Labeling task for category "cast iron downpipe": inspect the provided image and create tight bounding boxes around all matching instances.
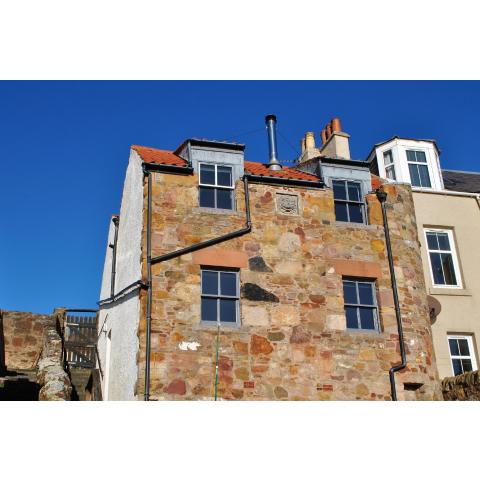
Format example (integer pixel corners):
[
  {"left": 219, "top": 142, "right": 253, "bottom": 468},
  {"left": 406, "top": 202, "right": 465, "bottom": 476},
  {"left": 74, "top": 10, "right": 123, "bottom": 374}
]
[
  {"left": 376, "top": 189, "right": 407, "bottom": 401},
  {"left": 143, "top": 166, "right": 252, "bottom": 400},
  {"left": 110, "top": 216, "right": 119, "bottom": 298}
]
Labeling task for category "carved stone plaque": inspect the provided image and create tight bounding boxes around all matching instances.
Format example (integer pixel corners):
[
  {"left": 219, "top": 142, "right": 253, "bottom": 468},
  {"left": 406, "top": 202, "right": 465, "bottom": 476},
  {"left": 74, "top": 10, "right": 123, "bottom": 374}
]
[{"left": 276, "top": 193, "right": 299, "bottom": 215}]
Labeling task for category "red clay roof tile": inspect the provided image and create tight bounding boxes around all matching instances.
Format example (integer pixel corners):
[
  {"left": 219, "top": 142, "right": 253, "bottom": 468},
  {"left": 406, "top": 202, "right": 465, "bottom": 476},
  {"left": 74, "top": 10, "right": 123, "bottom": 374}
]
[
  {"left": 132, "top": 145, "right": 320, "bottom": 182},
  {"left": 244, "top": 161, "right": 319, "bottom": 182},
  {"left": 132, "top": 145, "right": 187, "bottom": 166}
]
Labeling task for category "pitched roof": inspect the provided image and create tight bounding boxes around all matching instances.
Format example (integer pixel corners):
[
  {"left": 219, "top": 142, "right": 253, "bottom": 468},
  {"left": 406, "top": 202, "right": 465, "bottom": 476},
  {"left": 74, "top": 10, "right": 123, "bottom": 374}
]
[
  {"left": 132, "top": 145, "right": 186, "bottom": 166},
  {"left": 131, "top": 145, "right": 320, "bottom": 182},
  {"left": 442, "top": 169, "right": 480, "bottom": 194},
  {"left": 366, "top": 136, "right": 440, "bottom": 161}
]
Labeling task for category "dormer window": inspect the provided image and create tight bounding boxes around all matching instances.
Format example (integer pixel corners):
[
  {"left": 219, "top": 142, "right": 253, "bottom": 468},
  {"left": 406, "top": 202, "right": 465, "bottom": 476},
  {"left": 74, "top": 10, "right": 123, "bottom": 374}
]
[
  {"left": 199, "top": 163, "right": 234, "bottom": 210},
  {"left": 383, "top": 150, "right": 396, "bottom": 180},
  {"left": 406, "top": 150, "right": 431, "bottom": 188}
]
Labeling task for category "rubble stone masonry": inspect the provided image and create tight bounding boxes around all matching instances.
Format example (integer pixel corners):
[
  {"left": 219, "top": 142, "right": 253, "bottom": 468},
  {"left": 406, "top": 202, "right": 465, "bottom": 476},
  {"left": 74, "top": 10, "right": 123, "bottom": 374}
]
[
  {"left": 136, "top": 171, "right": 442, "bottom": 400},
  {"left": 1, "top": 310, "right": 49, "bottom": 371}
]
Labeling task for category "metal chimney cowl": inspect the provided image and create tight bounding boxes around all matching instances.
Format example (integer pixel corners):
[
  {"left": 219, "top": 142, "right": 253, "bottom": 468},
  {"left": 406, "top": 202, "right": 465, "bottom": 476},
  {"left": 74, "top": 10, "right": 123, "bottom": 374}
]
[{"left": 265, "top": 114, "right": 282, "bottom": 171}]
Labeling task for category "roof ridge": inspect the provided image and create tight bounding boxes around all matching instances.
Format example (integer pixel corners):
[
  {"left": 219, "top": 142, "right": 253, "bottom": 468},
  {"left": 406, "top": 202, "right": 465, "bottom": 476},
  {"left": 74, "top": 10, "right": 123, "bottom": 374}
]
[{"left": 442, "top": 168, "right": 480, "bottom": 175}]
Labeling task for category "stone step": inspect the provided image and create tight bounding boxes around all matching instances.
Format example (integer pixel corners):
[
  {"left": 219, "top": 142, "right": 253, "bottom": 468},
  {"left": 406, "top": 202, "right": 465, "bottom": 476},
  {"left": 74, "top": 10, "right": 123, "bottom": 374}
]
[{"left": 69, "top": 368, "right": 94, "bottom": 401}]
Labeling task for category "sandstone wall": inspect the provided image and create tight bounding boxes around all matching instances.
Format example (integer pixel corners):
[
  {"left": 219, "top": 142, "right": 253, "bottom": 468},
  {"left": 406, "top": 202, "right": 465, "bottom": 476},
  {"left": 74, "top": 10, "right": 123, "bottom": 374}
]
[
  {"left": 1, "top": 310, "right": 51, "bottom": 371},
  {"left": 136, "top": 172, "right": 442, "bottom": 400},
  {"left": 442, "top": 370, "right": 480, "bottom": 400},
  {"left": 37, "top": 312, "right": 72, "bottom": 401}
]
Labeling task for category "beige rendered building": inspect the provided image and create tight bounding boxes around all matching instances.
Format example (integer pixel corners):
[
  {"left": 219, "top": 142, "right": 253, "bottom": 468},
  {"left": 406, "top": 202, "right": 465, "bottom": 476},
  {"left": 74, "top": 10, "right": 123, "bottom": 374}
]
[{"left": 369, "top": 137, "right": 480, "bottom": 379}]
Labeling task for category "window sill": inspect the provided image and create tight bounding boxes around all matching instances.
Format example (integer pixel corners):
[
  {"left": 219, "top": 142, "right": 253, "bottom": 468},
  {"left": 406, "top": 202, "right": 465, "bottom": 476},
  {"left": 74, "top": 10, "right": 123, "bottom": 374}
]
[
  {"left": 345, "top": 328, "right": 381, "bottom": 335},
  {"left": 334, "top": 221, "right": 378, "bottom": 230},
  {"left": 428, "top": 287, "right": 472, "bottom": 296},
  {"left": 195, "top": 322, "right": 242, "bottom": 331},
  {"left": 193, "top": 207, "right": 242, "bottom": 216}
]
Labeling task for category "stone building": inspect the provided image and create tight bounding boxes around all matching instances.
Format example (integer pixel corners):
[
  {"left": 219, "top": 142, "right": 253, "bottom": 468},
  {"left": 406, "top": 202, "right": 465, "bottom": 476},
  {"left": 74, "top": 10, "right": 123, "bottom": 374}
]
[
  {"left": 97, "top": 116, "right": 442, "bottom": 401},
  {"left": 368, "top": 137, "right": 480, "bottom": 381}
]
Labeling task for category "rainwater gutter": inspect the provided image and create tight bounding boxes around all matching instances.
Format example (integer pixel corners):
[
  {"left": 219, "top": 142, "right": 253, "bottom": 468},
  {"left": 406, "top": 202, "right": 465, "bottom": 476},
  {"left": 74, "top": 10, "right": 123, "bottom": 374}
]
[
  {"left": 376, "top": 189, "right": 407, "bottom": 401},
  {"left": 142, "top": 163, "right": 252, "bottom": 400}
]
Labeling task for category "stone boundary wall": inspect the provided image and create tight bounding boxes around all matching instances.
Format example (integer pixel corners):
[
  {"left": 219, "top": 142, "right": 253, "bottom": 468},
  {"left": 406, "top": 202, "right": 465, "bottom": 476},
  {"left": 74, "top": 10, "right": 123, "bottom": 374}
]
[
  {"left": 37, "top": 314, "right": 72, "bottom": 401},
  {"left": 442, "top": 370, "right": 480, "bottom": 400},
  {"left": 1, "top": 310, "right": 51, "bottom": 371},
  {"left": 1, "top": 308, "right": 72, "bottom": 400}
]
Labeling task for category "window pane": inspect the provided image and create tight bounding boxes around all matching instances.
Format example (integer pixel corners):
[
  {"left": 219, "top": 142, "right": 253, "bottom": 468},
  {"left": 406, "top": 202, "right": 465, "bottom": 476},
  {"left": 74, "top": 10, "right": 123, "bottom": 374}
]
[
  {"left": 201, "top": 297, "right": 217, "bottom": 322},
  {"left": 449, "top": 339, "right": 460, "bottom": 356},
  {"left": 441, "top": 253, "right": 457, "bottom": 285},
  {"left": 383, "top": 150, "right": 393, "bottom": 165},
  {"left": 335, "top": 202, "right": 348, "bottom": 222},
  {"left": 418, "top": 165, "right": 431, "bottom": 188},
  {"left": 347, "top": 182, "right": 361, "bottom": 202},
  {"left": 406, "top": 150, "right": 417, "bottom": 162},
  {"left": 217, "top": 166, "right": 232, "bottom": 187},
  {"left": 199, "top": 186, "right": 215, "bottom": 208},
  {"left": 220, "top": 299, "right": 237, "bottom": 323},
  {"left": 358, "top": 283, "right": 374, "bottom": 305},
  {"left": 437, "top": 233, "right": 450, "bottom": 250},
  {"left": 409, "top": 163, "right": 421, "bottom": 187},
  {"left": 426, "top": 232, "right": 439, "bottom": 250},
  {"left": 452, "top": 358, "right": 463, "bottom": 376},
  {"left": 216, "top": 188, "right": 233, "bottom": 210},
  {"left": 430, "top": 252, "right": 445, "bottom": 285},
  {"left": 345, "top": 306, "right": 359, "bottom": 329},
  {"left": 220, "top": 272, "right": 237, "bottom": 296},
  {"left": 200, "top": 164, "right": 215, "bottom": 185},
  {"left": 348, "top": 204, "right": 364, "bottom": 224},
  {"left": 386, "top": 165, "right": 396, "bottom": 180},
  {"left": 359, "top": 307, "right": 376, "bottom": 330},
  {"left": 202, "top": 270, "right": 218, "bottom": 295},
  {"left": 332, "top": 181, "right": 347, "bottom": 200},
  {"left": 416, "top": 151, "right": 427, "bottom": 163},
  {"left": 343, "top": 281, "right": 358, "bottom": 304},
  {"left": 458, "top": 339, "right": 470, "bottom": 356},
  {"left": 461, "top": 359, "right": 473, "bottom": 373}
]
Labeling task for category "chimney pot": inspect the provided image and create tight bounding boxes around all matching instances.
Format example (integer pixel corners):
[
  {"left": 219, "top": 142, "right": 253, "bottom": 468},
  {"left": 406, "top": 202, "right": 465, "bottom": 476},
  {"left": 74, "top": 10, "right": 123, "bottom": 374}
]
[
  {"left": 301, "top": 137, "right": 306, "bottom": 153},
  {"left": 326, "top": 123, "right": 332, "bottom": 138},
  {"left": 321, "top": 129, "right": 327, "bottom": 145},
  {"left": 331, "top": 117, "right": 342, "bottom": 133},
  {"left": 305, "top": 131, "right": 315, "bottom": 150}
]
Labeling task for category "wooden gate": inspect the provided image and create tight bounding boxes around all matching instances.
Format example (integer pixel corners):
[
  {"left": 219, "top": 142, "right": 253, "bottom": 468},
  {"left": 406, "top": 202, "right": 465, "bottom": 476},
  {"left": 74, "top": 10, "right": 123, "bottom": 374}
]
[{"left": 64, "top": 310, "right": 98, "bottom": 368}]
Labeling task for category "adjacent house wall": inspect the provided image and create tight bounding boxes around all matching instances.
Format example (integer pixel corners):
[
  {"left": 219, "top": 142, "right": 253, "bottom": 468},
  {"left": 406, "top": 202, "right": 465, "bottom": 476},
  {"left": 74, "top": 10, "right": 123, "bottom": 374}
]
[
  {"left": 412, "top": 191, "right": 480, "bottom": 378},
  {"left": 97, "top": 150, "right": 144, "bottom": 400},
  {"left": 1, "top": 310, "right": 51, "bottom": 371},
  {"left": 135, "top": 170, "right": 441, "bottom": 400}
]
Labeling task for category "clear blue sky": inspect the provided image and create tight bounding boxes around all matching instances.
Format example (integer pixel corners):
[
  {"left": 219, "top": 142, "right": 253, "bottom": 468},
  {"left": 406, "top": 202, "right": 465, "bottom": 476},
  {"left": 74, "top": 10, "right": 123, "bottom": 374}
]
[{"left": 1, "top": 81, "right": 479, "bottom": 313}]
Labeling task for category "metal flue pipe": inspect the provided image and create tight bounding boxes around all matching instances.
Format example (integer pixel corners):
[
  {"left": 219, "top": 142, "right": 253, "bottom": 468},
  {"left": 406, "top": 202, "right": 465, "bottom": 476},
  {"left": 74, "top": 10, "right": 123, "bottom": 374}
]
[{"left": 265, "top": 114, "right": 282, "bottom": 171}]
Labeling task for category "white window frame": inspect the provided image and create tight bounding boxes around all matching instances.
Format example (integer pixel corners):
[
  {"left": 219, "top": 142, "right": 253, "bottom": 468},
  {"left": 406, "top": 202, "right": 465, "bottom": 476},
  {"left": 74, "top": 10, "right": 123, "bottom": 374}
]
[
  {"left": 424, "top": 228, "right": 462, "bottom": 289},
  {"left": 406, "top": 149, "right": 432, "bottom": 189},
  {"left": 200, "top": 268, "right": 240, "bottom": 326},
  {"left": 447, "top": 334, "right": 477, "bottom": 376},
  {"left": 198, "top": 162, "right": 235, "bottom": 210},
  {"left": 383, "top": 149, "right": 396, "bottom": 181}
]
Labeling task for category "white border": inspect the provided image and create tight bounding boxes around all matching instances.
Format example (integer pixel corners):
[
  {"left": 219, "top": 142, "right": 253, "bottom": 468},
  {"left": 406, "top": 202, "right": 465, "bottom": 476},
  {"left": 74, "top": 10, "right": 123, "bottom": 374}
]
[
  {"left": 447, "top": 334, "right": 478, "bottom": 375},
  {"left": 424, "top": 228, "right": 463, "bottom": 289}
]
